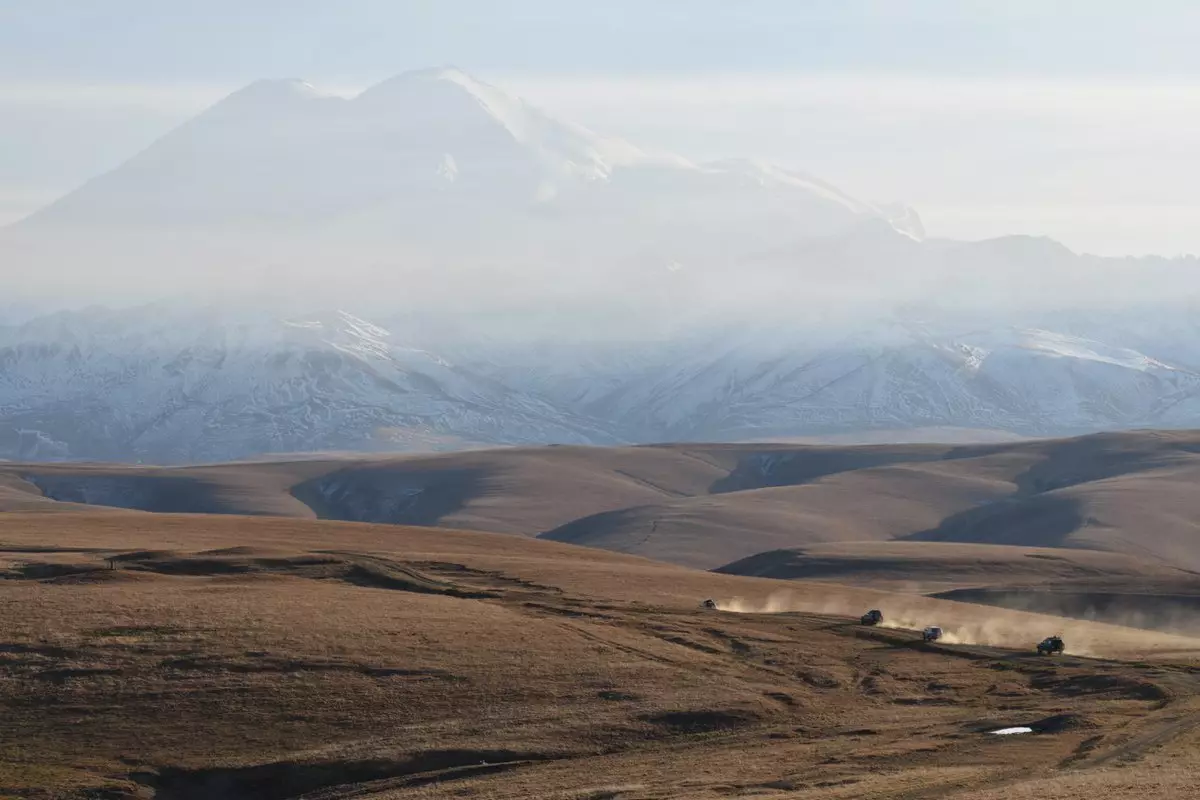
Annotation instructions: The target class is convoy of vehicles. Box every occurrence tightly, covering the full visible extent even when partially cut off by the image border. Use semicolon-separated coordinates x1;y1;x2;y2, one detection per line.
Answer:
704;601;1064;655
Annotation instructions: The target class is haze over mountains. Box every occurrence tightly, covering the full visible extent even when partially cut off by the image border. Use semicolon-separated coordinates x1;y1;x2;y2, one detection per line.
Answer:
10;302;1200;461
7;67;1200;462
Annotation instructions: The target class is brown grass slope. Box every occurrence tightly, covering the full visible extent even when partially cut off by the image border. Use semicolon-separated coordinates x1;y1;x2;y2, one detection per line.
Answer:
12;430;1200;574
2;509;1200;799
542;431;1200;570
0;462;326;516
541;461;1015;569
0;441;965;531
717;541;1200;593
289;445;744;533
908;461;1200;566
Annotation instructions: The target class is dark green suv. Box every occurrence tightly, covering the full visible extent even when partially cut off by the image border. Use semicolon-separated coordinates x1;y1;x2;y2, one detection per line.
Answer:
1036;636;1064;655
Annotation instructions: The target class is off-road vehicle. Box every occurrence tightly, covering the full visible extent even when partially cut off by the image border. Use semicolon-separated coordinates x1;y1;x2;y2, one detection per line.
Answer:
1036;635;1065;655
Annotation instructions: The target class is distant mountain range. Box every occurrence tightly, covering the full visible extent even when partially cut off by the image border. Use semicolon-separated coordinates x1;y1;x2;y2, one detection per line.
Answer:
6;303;1200;462
6;67;1200;462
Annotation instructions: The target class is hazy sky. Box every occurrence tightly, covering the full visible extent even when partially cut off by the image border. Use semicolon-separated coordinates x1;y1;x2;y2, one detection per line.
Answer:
3;1;1200;255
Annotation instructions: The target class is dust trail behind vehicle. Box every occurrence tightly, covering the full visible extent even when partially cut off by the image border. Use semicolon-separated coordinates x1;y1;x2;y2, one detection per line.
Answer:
712;588;1200;660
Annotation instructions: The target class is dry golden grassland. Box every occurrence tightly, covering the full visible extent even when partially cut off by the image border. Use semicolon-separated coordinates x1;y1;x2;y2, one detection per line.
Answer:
0;511;1198;798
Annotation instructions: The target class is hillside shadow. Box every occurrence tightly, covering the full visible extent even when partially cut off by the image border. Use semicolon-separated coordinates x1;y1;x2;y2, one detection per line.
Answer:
22;474;227;514
901;492;1087;549
139;749;553;800
291;466;486;526
709;446;956;494
1009;433;1200;495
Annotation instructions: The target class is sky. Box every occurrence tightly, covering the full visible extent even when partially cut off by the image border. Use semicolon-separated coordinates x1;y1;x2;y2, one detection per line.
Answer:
3;1;1200;255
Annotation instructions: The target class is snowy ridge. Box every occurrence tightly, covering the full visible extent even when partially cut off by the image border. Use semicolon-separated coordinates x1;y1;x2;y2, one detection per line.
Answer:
0;307;617;462
7;306;1200;463
1003;329;1175;372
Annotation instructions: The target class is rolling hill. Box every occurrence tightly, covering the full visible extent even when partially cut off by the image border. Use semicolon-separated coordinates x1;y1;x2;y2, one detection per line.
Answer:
7;430;1200;579
1;507;1200;798
716;541;1200;591
537;432;1200;573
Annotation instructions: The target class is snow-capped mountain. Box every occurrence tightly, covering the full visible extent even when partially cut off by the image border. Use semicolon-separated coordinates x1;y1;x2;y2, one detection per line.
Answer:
7;66;1200;462
0;307;616;462
20;67;917;237
446;315;1200;442
562;325;1200;441
7;305;1200;463
4;67;923;307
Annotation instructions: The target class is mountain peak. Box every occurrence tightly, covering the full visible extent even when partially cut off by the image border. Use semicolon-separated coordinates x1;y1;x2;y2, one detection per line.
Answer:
188;78;333;128
350;66;649;177
356;65;494;102
219;78;325;108
352;66;528;137
383;64;474;84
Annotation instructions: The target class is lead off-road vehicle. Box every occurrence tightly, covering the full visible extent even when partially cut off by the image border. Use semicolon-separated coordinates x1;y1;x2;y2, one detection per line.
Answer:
1036;635;1065;655
860;609;883;626
923;626;943;641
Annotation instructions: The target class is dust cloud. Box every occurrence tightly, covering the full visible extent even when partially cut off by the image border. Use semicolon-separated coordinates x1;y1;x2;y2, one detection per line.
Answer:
712;590;1200;659
955;590;1200;639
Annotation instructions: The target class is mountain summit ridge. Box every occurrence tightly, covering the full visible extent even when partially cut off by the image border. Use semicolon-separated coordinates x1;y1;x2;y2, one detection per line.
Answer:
10;66;921;238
